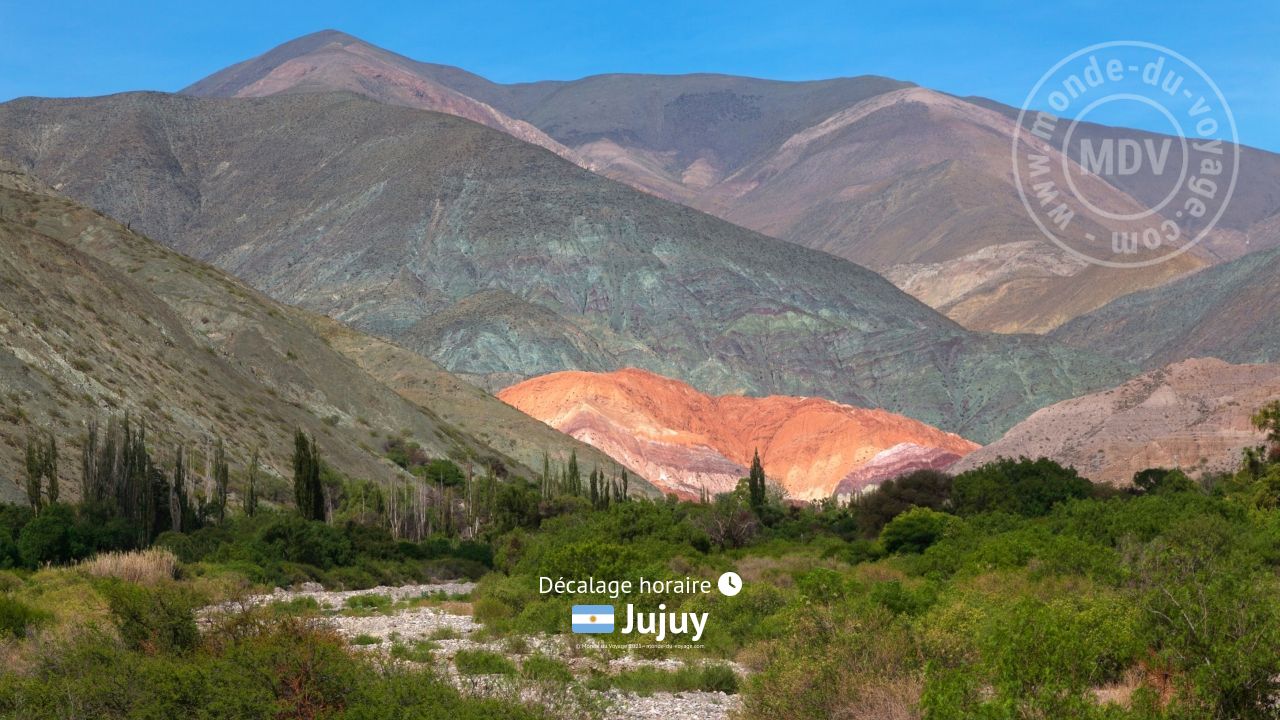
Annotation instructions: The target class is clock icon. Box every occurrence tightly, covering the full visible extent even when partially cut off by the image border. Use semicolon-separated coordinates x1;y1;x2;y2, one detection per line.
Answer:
717;571;743;597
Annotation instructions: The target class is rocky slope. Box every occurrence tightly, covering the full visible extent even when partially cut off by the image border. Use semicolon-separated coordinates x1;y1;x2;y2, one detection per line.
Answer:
1050;246;1280;368
180;32;1280;333
951;358;1279;485
303;315;633;484
497;368;979;499
0;91;1133;443
0;164;626;502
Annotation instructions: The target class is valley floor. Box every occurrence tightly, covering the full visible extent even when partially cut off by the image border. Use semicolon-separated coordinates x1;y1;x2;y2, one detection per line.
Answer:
203;582;743;720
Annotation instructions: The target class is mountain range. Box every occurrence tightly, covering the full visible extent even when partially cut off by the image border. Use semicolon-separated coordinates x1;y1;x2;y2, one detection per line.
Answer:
2;29;1278;497
182;30;1280;333
0;91;1133;444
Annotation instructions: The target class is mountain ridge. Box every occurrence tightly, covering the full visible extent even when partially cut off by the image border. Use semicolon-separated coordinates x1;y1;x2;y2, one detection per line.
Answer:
0;90;1134;443
177;30;1280;333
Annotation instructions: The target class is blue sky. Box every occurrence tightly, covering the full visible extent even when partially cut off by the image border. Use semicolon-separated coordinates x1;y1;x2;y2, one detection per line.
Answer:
2;0;1277;150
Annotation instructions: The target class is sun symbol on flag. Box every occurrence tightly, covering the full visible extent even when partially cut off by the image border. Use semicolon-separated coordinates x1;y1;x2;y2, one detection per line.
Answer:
589;615;597;622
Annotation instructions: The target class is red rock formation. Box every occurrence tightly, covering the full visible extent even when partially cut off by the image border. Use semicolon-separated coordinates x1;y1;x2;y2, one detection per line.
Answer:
498;368;978;499
952;358;1280;485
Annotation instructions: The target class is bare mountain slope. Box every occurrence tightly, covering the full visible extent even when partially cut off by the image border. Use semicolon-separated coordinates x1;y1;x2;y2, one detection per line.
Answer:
0;165;628;501
953;358;1279;485
1050;245;1280;368
0;92;1132;442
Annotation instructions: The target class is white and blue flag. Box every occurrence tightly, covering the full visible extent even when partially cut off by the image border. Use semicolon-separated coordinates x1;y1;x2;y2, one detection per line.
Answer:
571;604;615;634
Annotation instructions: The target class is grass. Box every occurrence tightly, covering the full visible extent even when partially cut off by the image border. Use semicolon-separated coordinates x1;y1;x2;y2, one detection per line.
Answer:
352;633;382;646
521;655;574;684
429;626;461;641
391;639;437;663
79;548;178;584
344;593;392;613
268;596;323;615
586;663;739;695
454;649;518;676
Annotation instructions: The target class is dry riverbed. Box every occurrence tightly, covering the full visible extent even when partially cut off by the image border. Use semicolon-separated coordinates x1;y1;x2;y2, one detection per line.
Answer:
202;583;743;720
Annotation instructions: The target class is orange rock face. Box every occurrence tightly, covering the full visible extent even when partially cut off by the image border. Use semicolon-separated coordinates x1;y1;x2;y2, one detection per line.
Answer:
498;368;979;500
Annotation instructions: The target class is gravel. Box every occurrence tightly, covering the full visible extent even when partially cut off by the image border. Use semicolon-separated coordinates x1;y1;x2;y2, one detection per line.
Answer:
201;582;743;720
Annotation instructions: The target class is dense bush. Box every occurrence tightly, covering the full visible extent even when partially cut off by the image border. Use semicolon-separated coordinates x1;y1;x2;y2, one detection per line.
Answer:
98;580;199;655
0;594;50;639
880;506;959;554
952;457;1092;517
851;469;953;537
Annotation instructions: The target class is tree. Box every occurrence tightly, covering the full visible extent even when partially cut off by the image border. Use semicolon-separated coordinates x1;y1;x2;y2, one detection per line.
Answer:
1133;467;1197;495
1252;400;1280;460
701;494;759;549
851;469;953;538
244;447;260;517
566;451;581;497
292;430;324;521
23;430;58;512
952;457;1092;517
43;435;58;506
24;434;43;512
211;438;229;523
748;449;767;512
880;506;958;554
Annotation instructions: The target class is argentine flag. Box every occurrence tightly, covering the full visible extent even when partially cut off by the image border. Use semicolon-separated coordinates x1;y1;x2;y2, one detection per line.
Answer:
571;604;615;633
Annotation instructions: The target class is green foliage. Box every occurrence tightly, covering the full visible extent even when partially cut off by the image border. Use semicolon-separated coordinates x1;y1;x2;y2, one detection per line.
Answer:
1252;400;1280;448
17;503;74;567
0;594;50;638
24;429;58;512
587;663;739;695
1133;467;1198;495
851;468;952;537
344;593;392;612
1130;513;1280;718
390;639;436;663
292;430;325;521
748;449;767;513
520;655;573;683
952;457;1092;517
99;580;199;655
880;506;958;554
454;649;518;676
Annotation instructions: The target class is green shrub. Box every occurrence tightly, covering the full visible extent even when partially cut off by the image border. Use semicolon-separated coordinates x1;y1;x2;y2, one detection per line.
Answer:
880;507;959;554
17;505;75;567
520;655;574;683
390;639;436;663
344;593;392;612
586;663;739;695
454;649;518;676
267;596;322;615
352;634;381;646
99;581;199;654
0;594;50;638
